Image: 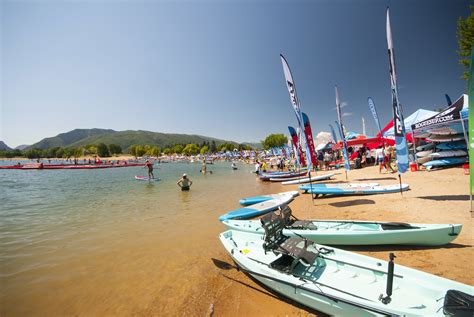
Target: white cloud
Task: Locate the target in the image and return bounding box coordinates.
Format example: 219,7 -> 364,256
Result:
315,131 -> 332,145
341,101 -> 349,108
342,112 -> 353,117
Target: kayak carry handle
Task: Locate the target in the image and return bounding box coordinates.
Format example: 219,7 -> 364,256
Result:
379,253 -> 396,305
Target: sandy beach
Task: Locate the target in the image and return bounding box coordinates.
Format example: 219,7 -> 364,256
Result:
209,165 -> 473,316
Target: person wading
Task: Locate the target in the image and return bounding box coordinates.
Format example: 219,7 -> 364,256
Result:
177,173 -> 193,191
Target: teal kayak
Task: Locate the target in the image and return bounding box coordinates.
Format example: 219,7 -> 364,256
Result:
219,226 -> 474,316
222,208 -> 462,246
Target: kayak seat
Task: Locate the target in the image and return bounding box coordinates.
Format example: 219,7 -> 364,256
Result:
381,222 -> 419,230
261,210 -> 318,266
279,205 -> 318,230
443,289 -> 474,317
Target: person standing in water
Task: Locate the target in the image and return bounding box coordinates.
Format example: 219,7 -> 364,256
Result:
177,173 -> 193,191
145,160 -> 154,179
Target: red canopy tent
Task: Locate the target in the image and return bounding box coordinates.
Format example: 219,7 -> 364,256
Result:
332,135 -> 395,150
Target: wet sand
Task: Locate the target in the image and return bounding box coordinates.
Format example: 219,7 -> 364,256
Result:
210,165 -> 473,316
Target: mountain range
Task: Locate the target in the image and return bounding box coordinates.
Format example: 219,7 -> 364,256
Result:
4,129 -> 259,151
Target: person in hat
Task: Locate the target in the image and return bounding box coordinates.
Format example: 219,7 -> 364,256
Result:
177,173 -> 193,191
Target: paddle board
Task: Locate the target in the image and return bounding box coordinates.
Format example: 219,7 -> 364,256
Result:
422,157 -> 468,168
307,184 -> 409,196
426,134 -> 465,142
281,173 -> 335,185
219,194 -> 294,221
239,191 -> 299,206
299,182 -> 379,193
436,141 -> 467,151
416,143 -> 435,152
416,150 -> 433,158
428,125 -> 464,135
135,176 -> 161,181
416,156 -> 432,164
429,150 -> 468,158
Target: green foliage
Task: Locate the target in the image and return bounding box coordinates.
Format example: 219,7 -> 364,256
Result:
457,6 -> 474,80
172,144 -> 184,154
0,149 -> 23,158
182,144 -> 200,156
96,143 -> 110,157
108,144 -> 122,155
24,148 -> 43,159
217,143 -> 236,152
261,133 -> 288,150
149,146 -> 161,157
200,145 -> 209,155
163,148 -> 172,155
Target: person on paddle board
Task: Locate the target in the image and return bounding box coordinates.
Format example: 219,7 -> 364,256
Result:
177,173 -> 192,191
145,160 -> 154,179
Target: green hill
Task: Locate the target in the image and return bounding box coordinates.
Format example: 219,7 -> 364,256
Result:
28,129 -> 114,149
27,129 -> 239,150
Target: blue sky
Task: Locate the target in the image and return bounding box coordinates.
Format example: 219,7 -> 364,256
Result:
1,0 -> 470,147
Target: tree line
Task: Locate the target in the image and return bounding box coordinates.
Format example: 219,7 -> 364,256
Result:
0,140 -> 254,159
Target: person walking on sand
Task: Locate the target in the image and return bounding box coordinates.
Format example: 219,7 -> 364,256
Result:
375,146 -> 385,173
145,160 -> 154,179
177,173 -> 193,191
384,143 -> 396,173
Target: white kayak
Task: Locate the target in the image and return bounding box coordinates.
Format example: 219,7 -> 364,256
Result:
280,173 -> 335,185
239,191 -> 299,206
219,227 -> 474,316
222,207 -> 462,246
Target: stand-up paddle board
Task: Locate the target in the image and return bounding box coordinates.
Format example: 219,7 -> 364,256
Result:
239,191 -> 299,206
426,134 -> 465,142
299,182 -> 379,193
416,143 -> 435,152
436,141 -> 467,151
429,150 -> 468,158
307,184 -> 409,196
416,150 -> 433,158
219,194 -> 294,221
422,157 -> 468,169
135,176 -> 161,181
280,173 -> 335,185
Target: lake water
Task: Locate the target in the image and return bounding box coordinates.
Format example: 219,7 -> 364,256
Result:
0,161 -> 285,316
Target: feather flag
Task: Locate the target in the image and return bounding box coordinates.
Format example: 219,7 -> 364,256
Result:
329,124 -> 338,143
288,126 -> 305,166
281,54 -> 312,169
302,113 -> 318,166
335,86 -> 350,171
367,97 -> 382,135
386,7 -> 409,174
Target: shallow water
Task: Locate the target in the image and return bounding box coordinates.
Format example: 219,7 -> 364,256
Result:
0,161 -> 285,316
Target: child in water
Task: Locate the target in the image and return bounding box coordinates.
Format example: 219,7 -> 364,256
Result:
177,173 -> 193,191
